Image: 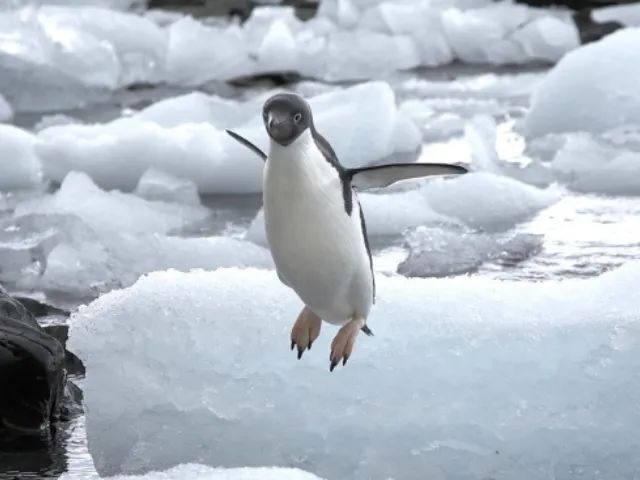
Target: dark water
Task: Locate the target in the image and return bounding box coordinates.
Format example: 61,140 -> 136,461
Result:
0,377 -> 97,480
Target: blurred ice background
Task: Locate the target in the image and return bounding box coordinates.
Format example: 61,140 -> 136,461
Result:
1,0 -> 639,479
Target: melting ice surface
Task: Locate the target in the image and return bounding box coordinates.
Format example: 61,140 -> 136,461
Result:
68,266 -> 640,479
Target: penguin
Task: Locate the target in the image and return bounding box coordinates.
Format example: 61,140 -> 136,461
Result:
227,93 -> 467,371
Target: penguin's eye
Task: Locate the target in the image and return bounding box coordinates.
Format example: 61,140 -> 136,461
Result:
293,112 -> 302,123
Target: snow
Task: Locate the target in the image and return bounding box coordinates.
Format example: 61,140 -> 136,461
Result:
134,168 -> 200,206
106,464 -> 323,480
36,82 -> 420,193
0,125 -> 43,190
524,28 -> 640,137
69,265 -> 640,478
15,172 -> 209,235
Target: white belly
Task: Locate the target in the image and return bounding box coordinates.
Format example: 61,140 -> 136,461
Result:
263,132 -> 373,324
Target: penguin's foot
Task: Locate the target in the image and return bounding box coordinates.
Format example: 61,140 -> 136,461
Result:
290,306 -> 321,359
329,318 -> 365,372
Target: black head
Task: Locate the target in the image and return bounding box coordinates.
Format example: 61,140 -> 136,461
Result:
262,93 -> 313,146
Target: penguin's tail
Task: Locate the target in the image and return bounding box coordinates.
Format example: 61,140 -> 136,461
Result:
361,324 -> 374,336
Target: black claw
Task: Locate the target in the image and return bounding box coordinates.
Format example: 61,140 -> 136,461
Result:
297,349 -> 304,360
290,340 -> 295,351
330,361 -> 337,372
342,356 -> 349,366
308,340 -> 313,350
361,324 -> 374,336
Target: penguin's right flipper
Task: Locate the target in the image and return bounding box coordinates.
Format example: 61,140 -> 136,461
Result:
226,129 -> 267,161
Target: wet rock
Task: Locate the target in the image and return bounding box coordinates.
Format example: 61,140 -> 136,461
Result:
0,290 -> 66,432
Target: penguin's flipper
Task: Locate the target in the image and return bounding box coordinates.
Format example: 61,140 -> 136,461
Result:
226,129 -> 267,161
348,163 -> 467,190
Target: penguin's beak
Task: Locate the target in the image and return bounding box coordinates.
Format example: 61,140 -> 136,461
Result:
266,111 -> 294,144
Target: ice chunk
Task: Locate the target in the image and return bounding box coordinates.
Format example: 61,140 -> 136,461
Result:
524,28 -> 640,137
0,94 -> 13,122
320,31 -> 420,81
37,234 -> 273,297
15,172 -> 209,235
359,2 -> 453,65
243,6 -> 303,48
69,265 -> 640,478
37,82 -> 420,192
37,6 -> 167,85
0,213 -> 96,288
441,5 -> 523,64
422,172 -> 560,232
165,17 -> 252,86
135,168 -> 200,205
36,118 -> 265,194
0,6 -> 166,91
397,225 -> 542,278
36,8 -> 122,89
592,4 -> 640,27
307,82 -> 421,168
441,3 -> 577,65
0,53 -> 106,113
134,92 -> 258,129
104,463 -> 323,480
548,133 -> 640,196
256,20 -> 298,72
0,125 -> 43,190
511,16 -> 579,62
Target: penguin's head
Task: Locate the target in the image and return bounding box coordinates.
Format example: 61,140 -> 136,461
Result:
262,93 -> 312,146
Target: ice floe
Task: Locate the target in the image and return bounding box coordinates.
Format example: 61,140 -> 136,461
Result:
524,28 -> 640,137
69,264 -> 640,478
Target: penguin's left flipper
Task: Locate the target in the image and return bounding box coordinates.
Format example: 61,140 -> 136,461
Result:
348,163 -> 467,190
226,129 -> 267,161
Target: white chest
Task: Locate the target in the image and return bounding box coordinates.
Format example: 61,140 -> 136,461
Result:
262,130 -> 373,322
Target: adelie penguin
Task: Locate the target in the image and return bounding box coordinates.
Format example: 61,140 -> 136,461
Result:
227,93 -> 467,371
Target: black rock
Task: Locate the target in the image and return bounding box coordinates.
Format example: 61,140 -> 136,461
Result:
0,291 -> 66,432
